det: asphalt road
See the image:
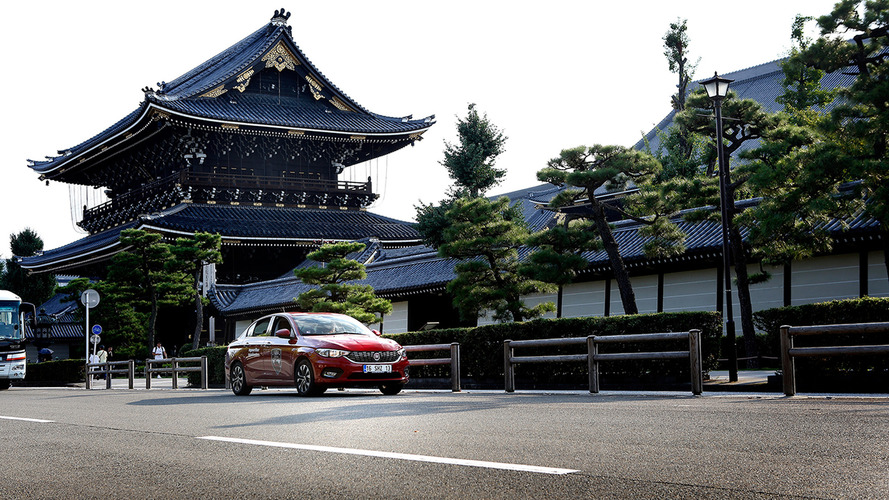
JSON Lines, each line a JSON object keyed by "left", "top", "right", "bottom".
{"left": 1, "top": 387, "right": 886, "bottom": 499}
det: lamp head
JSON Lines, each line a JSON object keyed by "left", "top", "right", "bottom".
{"left": 701, "top": 72, "right": 733, "bottom": 100}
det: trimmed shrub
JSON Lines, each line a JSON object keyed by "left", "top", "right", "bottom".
{"left": 25, "top": 359, "right": 86, "bottom": 385}
{"left": 181, "top": 346, "right": 227, "bottom": 387}
{"left": 386, "top": 311, "right": 721, "bottom": 390}
{"left": 754, "top": 297, "right": 889, "bottom": 391}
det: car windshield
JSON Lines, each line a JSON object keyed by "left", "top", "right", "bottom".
{"left": 0, "top": 303, "right": 21, "bottom": 340}
{"left": 290, "top": 315, "right": 372, "bottom": 336}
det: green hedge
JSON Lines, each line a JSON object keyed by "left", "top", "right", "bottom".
{"left": 25, "top": 359, "right": 86, "bottom": 385}
{"left": 754, "top": 297, "right": 889, "bottom": 390}
{"left": 386, "top": 312, "right": 722, "bottom": 390}
{"left": 182, "top": 346, "right": 227, "bottom": 387}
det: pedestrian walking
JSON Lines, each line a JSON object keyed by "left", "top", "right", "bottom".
{"left": 152, "top": 342, "right": 167, "bottom": 379}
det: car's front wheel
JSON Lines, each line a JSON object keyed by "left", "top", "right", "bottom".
{"left": 379, "top": 382, "right": 404, "bottom": 395}
{"left": 295, "top": 359, "right": 324, "bottom": 396}
{"left": 230, "top": 362, "right": 252, "bottom": 396}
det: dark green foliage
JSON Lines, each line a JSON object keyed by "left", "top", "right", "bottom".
{"left": 438, "top": 197, "right": 555, "bottom": 322}
{"left": 1, "top": 228, "right": 56, "bottom": 305}
{"left": 25, "top": 359, "right": 87, "bottom": 385}
{"left": 170, "top": 232, "right": 223, "bottom": 350}
{"left": 106, "top": 229, "right": 192, "bottom": 355}
{"left": 441, "top": 103, "right": 507, "bottom": 198}
{"left": 539, "top": 145, "right": 663, "bottom": 315}
{"left": 387, "top": 312, "right": 722, "bottom": 390}
{"left": 754, "top": 297, "right": 889, "bottom": 389}
{"left": 58, "top": 278, "right": 148, "bottom": 358}
{"left": 294, "top": 242, "right": 392, "bottom": 324}
{"left": 182, "top": 345, "right": 227, "bottom": 387}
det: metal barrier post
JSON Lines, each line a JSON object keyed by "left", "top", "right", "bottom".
{"left": 587, "top": 335, "right": 599, "bottom": 393}
{"left": 780, "top": 325, "right": 796, "bottom": 396}
{"left": 85, "top": 363, "right": 92, "bottom": 390}
{"left": 201, "top": 356, "right": 208, "bottom": 390}
{"left": 171, "top": 358, "right": 178, "bottom": 389}
{"left": 504, "top": 340, "right": 514, "bottom": 392}
{"left": 450, "top": 343, "right": 461, "bottom": 392}
{"left": 128, "top": 360, "right": 135, "bottom": 389}
{"left": 145, "top": 359, "right": 151, "bottom": 389}
{"left": 689, "top": 329, "right": 703, "bottom": 395}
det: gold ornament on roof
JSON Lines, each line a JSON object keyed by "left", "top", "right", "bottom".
{"left": 262, "top": 41, "right": 299, "bottom": 72}
{"left": 234, "top": 69, "right": 255, "bottom": 93}
{"left": 201, "top": 85, "right": 229, "bottom": 98}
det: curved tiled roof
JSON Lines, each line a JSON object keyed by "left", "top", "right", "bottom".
{"left": 158, "top": 94, "right": 431, "bottom": 135}
{"left": 143, "top": 204, "right": 420, "bottom": 242}
{"left": 28, "top": 11, "right": 433, "bottom": 176}
{"left": 18, "top": 204, "right": 421, "bottom": 272}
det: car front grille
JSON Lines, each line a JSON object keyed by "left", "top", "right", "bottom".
{"left": 346, "top": 351, "right": 400, "bottom": 363}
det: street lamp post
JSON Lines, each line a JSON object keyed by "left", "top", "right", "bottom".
{"left": 701, "top": 72, "right": 739, "bottom": 382}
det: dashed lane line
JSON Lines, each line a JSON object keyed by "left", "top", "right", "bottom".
{"left": 197, "top": 435, "right": 579, "bottom": 475}
{"left": 0, "top": 415, "right": 55, "bottom": 423}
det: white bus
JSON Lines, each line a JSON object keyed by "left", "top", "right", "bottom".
{"left": 0, "top": 291, "right": 36, "bottom": 390}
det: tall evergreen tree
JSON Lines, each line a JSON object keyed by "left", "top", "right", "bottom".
{"left": 519, "top": 217, "right": 601, "bottom": 317}
{"left": 441, "top": 103, "right": 508, "bottom": 198}
{"left": 170, "top": 232, "right": 223, "bottom": 350}
{"left": 537, "top": 145, "right": 662, "bottom": 315}
{"left": 438, "top": 197, "right": 554, "bottom": 323}
{"left": 294, "top": 242, "right": 392, "bottom": 325}
{"left": 416, "top": 103, "right": 507, "bottom": 248}
{"left": 106, "top": 229, "right": 191, "bottom": 353}
{"left": 1, "top": 228, "right": 56, "bottom": 305}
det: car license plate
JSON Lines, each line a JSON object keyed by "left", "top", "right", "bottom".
{"left": 363, "top": 364, "right": 391, "bottom": 373}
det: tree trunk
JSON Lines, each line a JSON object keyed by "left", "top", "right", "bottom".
{"left": 591, "top": 200, "right": 638, "bottom": 315}
{"left": 147, "top": 287, "right": 158, "bottom": 355}
{"left": 729, "top": 225, "right": 759, "bottom": 368}
{"left": 192, "top": 267, "right": 202, "bottom": 350}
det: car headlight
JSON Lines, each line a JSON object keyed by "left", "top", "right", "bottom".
{"left": 316, "top": 349, "right": 350, "bottom": 358}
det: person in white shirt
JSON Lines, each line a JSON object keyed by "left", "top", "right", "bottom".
{"left": 152, "top": 342, "right": 167, "bottom": 379}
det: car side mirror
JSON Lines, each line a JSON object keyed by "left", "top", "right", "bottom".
{"left": 371, "top": 329, "right": 382, "bottom": 337}
{"left": 275, "top": 328, "right": 292, "bottom": 339}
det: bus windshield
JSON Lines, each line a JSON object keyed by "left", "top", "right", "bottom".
{"left": 0, "top": 302, "right": 21, "bottom": 340}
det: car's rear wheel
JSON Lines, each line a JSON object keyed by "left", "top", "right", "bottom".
{"left": 379, "top": 382, "right": 404, "bottom": 395}
{"left": 295, "top": 359, "right": 325, "bottom": 396}
{"left": 230, "top": 362, "right": 252, "bottom": 396}
{"left": 0, "top": 380, "right": 10, "bottom": 391}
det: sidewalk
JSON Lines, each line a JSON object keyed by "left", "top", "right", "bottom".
{"left": 704, "top": 369, "right": 777, "bottom": 392}
{"left": 84, "top": 376, "right": 196, "bottom": 390}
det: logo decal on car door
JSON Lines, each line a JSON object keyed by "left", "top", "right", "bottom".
{"left": 271, "top": 348, "right": 283, "bottom": 374}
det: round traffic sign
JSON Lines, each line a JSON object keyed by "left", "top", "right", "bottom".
{"left": 90, "top": 334, "right": 101, "bottom": 345}
{"left": 81, "top": 289, "right": 100, "bottom": 308}
{"left": 91, "top": 324, "right": 102, "bottom": 335}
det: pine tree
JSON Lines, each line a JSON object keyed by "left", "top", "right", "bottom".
{"left": 294, "top": 242, "right": 392, "bottom": 325}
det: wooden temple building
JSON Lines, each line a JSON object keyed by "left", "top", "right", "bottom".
{"left": 21, "top": 9, "right": 433, "bottom": 285}
{"left": 20, "top": 9, "right": 889, "bottom": 353}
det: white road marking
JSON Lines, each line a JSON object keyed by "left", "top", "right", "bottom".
{"left": 0, "top": 415, "right": 54, "bottom": 423}
{"left": 198, "top": 436, "right": 579, "bottom": 475}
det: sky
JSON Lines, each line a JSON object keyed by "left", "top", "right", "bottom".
{"left": 0, "top": 0, "right": 843, "bottom": 260}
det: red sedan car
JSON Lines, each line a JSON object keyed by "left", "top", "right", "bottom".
{"left": 225, "top": 312, "right": 409, "bottom": 396}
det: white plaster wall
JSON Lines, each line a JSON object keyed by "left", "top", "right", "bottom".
{"left": 562, "top": 281, "right": 605, "bottom": 318}
{"left": 791, "top": 253, "right": 859, "bottom": 305}
{"left": 662, "top": 268, "right": 717, "bottom": 313}
{"left": 611, "top": 275, "right": 659, "bottom": 316}
{"left": 523, "top": 291, "right": 558, "bottom": 319}
{"left": 749, "top": 263, "right": 785, "bottom": 312}
{"left": 868, "top": 251, "right": 889, "bottom": 297}
{"left": 234, "top": 319, "right": 253, "bottom": 339}
{"left": 382, "top": 301, "right": 409, "bottom": 334}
